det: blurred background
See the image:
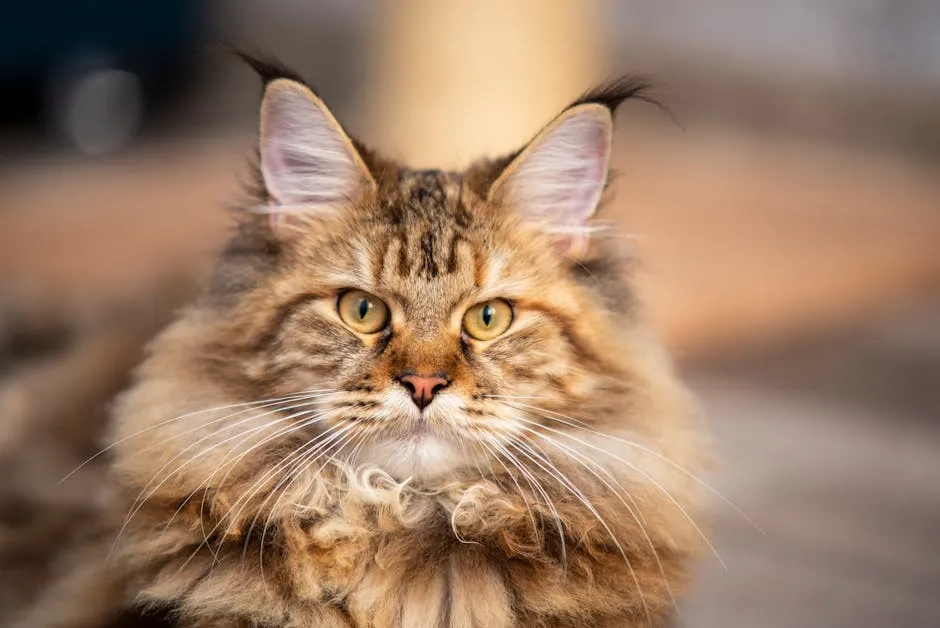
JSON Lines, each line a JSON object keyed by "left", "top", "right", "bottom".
{"left": 1, "top": 1, "right": 938, "bottom": 626}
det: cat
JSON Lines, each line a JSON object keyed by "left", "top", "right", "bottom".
{"left": 13, "top": 55, "right": 710, "bottom": 628}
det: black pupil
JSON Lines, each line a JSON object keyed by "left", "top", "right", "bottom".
{"left": 481, "top": 304, "right": 494, "bottom": 327}
{"left": 357, "top": 298, "right": 370, "bottom": 320}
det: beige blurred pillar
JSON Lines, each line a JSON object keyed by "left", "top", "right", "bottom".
{"left": 360, "top": 0, "right": 604, "bottom": 169}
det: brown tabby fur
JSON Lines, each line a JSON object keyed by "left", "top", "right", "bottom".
{"left": 10, "top": 59, "right": 710, "bottom": 628}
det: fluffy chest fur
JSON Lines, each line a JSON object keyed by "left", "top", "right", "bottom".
{"left": 118, "top": 454, "right": 698, "bottom": 628}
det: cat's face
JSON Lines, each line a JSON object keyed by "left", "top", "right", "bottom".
{"left": 254, "top": 167, "right": 626, "bottom": 480}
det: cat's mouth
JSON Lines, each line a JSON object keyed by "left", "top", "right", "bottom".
{"left": 327, "top": 389, "right": 480, "bottom": 480}
{"left": 406, "top": 418, "right": 434, "bottom": 439}
{"left": 347, "top": 402, "right": 474, "bottom": 479}
{"left": 390, "top": 411, "right": 461, "bottom": 450}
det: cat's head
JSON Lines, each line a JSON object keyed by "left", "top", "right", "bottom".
{"left": 120, "top": 61, "right": 664, "bottom": 485}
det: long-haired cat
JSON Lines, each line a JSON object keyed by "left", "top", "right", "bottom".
{"left": 15, "top": 56, "right": 710, "bottom": 628}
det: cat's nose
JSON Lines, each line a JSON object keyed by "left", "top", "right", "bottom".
{"left": 396, "top": 373, "right": 450, "bottom": 410}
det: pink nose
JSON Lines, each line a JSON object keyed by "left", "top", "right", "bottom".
{"left": 397, "top": 374, "right": 449, "bottom": 410}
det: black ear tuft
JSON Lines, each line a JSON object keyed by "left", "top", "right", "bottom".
{"left": 570, "top": 75, "right": 678, "bottom": 127}
{"left": 228, "top": 47, "right": 311, "bottom": 90}
{"left": 573, "top": 76, "right": 653, "bottom": 113}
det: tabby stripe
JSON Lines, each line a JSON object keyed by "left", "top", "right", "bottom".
{"left": 248, "top": 292, "right": 327, "bottom": 353}
{"left": 515, "top": 302, "right": 609, "bottom": 370}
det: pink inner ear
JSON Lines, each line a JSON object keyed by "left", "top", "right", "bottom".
{"left": 259, "top": 83, "right": 364, "bottom": 211}
{"left": 492, "top": 106, "right": 610, "bottom": 259}
{"left": 535, "top": 117, "right": 609, "bottom": 226}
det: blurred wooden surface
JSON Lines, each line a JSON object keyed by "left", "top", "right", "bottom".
{"left": 1, "top": 131, "right": 937, "bottom": 359}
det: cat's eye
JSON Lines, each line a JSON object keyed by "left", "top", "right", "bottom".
{"left": 462, "top": 299, "right": 513, "bottom": 341}
{"left": 337, "top": 290, "right": 389, "bottom": 334}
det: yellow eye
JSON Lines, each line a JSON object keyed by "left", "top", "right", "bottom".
{"left": 462, "top": 299, "right": 513, "bottom": 340}
{"left": 338, "top": 290, "right": 389, "bottom": 334}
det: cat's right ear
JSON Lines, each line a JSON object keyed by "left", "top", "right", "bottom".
{"left": 486, "top": 104, "right": 613, "bottom": 258}
{"left": 259, "top": 79, "right": 375, "bottom": 237}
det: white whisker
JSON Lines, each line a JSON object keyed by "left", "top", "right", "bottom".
{"left": 506, "top": 437, "right": 653, "bottom": 626}
{"left": 485, "top": 437, "right": 568, "bottom": 568}
{"left": 469, "top": 434, "right": 541, "bottom": 547}
{"left": 60, "top": 390, "right": 335, "bottom": 484}
{"left": 156, "top": 409, "right": 330, "bottom": 557}
{"left": 482, "top": 394, "right": 551, "bottom": 401}
{"left": 516, "top": 425, "right": 679, "bottom": 614}
{"left": 257, "top": 426, "right": 364, "bottom": 576}
{"left": 112, "top": 394, "right": 341, "bottom": 559}
{"left": 179, "top": 422, "right": 354, "bottom": 577}
{"left": 505, "top": 401, "right": 759, "bottom": 533}
{"left": 222, "top": 421, "right": 351, "bottom": 544}
{"left": 507, "top": 406, "right": 727, "bottom": 568}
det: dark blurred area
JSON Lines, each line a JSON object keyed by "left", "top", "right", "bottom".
{"left": 0, "top": 0, "right": 205, "bottom": 156}
{"left": 0, "top": 2, "right": 938, "bottom": 626}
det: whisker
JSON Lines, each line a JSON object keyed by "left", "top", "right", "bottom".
{"left": 126, "top": 403, "right": 312, "bottom": 518}
{"left": 113, "top": 413, "right": 302, "bottom": 560}
{"left": 481, "top": 394, "right": 552, "bottom": 401}
{"left": 220, "top": 422, "right": 353, "bottom": 550}
{"left": 510, "top": 409, "right": 726, "bottom": 569}
{"left": 485, "top": 437, "right": 568, "bottom": 569}
{"left": 248, "top": 422, "right": 357, "bottom": 540}
{"left": 205, "top": 433, "right": 326, "bottom": 565}
{"left": 203, "top": 406, "right": 334, "bottom": 496}
{"left": 454, "top": 436, "right": 501, "bottom": 546}
{"left": 506, "top": 438, "right": 653, "bottom": 626}
{"left": 126, "top": 394, "right": 338, "bottom": 506}
{"left": 249, "top": 426, "right": 362, "bottom": 588}
{"left": 185, "top": 422, "right": 354, "bottom": 576}
{"left": 194, "top": 413, "right": 330, "bottom": 563}
{"left": 112, "top": 395, "right": 340, "bottom": 558}
{"left": 504, "top": 401, "right": 760, "bottom": 532}
{"left": 114, "top": 392, "right": 341, "bottom": 529}
{"left": 516, "top": 426, "right": 679, "bottom": 614}
{"left": 156, "top": 409, "right": 330, "bottom": 556}
{"left": 258, "top": 427, "right": 364, "bottom": 577}
{"left": 60, "top": 390, "right": 336, "bottom": 484}
{"left": 228, "top": 420, "right": 356, "bottom": 560}
{"left": 469, "top": 434, "right": 542, "bottom": 548}
{"left": 131, "top": 392, "right": 341, "bottom": 465}
{"left": 343, "top": 426, "right": 371, "bottom": 475}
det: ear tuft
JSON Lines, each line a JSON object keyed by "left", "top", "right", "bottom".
{"left": 570, "top": 75, "right": 662, "bottom": 118}
{"left": 488, "top": 104, "right": 613, "bottom": 257}
{"left": 233, "top": 49, "right": 308, "bottom": 87}
{"left": 259, "top": 79, "right": 374, "bottom": 237}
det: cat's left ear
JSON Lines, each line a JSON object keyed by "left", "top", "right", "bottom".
{"left": 259, "top": 78, "right": 375, "bottom": 235}
{"left": 488, "top": 103, "right": 612, "bottom": 257}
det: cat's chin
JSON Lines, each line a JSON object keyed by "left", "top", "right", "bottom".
{"left": 355, "top": 433, "right": 470, "bottom": 482}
